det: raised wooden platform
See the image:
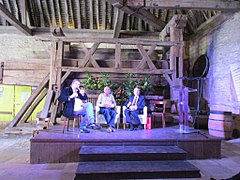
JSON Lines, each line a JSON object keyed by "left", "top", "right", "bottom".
{"left": 30, "top": 125, "right": 221, "bottom": 164}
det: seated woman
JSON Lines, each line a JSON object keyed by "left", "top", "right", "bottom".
{"left": 124, "top": 87, "right": 146, "bottom": 131}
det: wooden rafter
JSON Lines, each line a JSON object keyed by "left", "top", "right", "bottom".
{"left": 113, "top": 8, "right": 124, "bottom": 38}
{"left": 107, "top": 0, "right": 166, "bottom": 30}
{"left": 0, "top": 3, "right": 32, "bottom": 35}
{"left": 194, "top": 12, "right": 232, "bottom": 36}
{"left": 126, "top": 0, "right": 240, "bottom": 11}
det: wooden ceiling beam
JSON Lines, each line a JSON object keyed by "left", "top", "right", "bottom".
{"left": 126, "top": 0, "right": 240, "bottom": 11}
{"left": 107, "top": 0, "right": 166, "bottom": 30}
{"left": 194, "top": 12, "right": 232, "bottom": 36}
{"left": 113, "top": 8, "right": 124, "bottom": 38}
{"left": 0, "top": 3, "right": 32, "bottom": 36}
{"left": 62, "top": 66, "right": 173, "bottom": 75}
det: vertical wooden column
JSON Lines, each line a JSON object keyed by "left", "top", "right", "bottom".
{"left": 168, "top": 15, "right": 187, "bottom": 100}
{"left": 41, "top": 40, "right": 63, "bottom": 124}
{"left": 115, "top": 42, "right": 121, "bottom": 68}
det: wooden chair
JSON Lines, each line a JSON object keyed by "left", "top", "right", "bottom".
{"left": 62, "top": 115, "right": 82, "bottom": 133}
{"left": 95, "top": 106, "right": 121, "bottom": 129}
{"left": 151, "top": 100, "right": 167, "bottom": 128}
{"left": 122, "top": 106, "right": 148, "bottom": 129}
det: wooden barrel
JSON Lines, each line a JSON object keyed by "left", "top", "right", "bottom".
{"left": 208, "top": 111, "right": 233, "bottom": 139}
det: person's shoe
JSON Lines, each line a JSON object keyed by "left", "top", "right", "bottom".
{"left": 135, "top": 124, "right": 144, "bottom": 130}
{"left": 128, "top": 123, "right": 134, "bottom": 131}
{"left": 110, "top": 127, "right": 116, "bottom": 132}
{"left": 80, "top": 128, "right": 90, "bottom": 133}
{"left": 88, "top": 123, "right": 101, "bottom": 130}
{"left": 107, "top": 127, "right": 112, "bottom": 133}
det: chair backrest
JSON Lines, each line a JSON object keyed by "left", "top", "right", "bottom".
{"left": 87, "top": 94, "right": 98, "bottom": 106}
{"left": 152, "top": 100, "right": 167, "bottom": 114}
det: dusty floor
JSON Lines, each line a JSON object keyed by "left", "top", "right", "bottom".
{"left": 0, "top": 126, "right": 239, "bottom": 180}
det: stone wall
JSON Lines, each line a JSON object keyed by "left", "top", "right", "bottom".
{"left": 189, "top": 12, "right": 240, "bottom": 114}
{"left": 0, "top": 35, "right": 50, "bottom": 86}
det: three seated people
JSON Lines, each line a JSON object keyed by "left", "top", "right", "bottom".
{"left": 59, "top": 79, "right": 146, "bottom": 133}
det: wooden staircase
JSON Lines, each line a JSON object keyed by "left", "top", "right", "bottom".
{"left": 74, "top": 145, "right": 201, "bottom": 179}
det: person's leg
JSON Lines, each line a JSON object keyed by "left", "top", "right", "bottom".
{"left": 124, "top": 109, "right": 134, "bottom": 130}
{"left": 82, "top": 102, "right": 101, "bottom": 129}
{"left": 109, "top": 109, "right": 116, "bottom": 128}
{"left": 74, "top": 110, "right": 90, "bottom": 133}
{"left": 99, "top": 108, "right": 111, "bottom": 125}
{"left": 82, "top": 102, "right": 94, "bottom": 123}
{"left": 131, "top": 110, "right": 143, "bottom": 130}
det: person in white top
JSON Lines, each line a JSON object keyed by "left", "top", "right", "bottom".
{"left": 96, "top": 86, "right": 117, "bottom": 133}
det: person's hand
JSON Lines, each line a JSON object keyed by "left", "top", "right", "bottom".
{"left": 127, "top": 102, "right": 131, "bottom": 108}
{"left": 70, "top": 92, "right": 78, "bottom": 99}
{"left": 102, "top": 104, "right": 109, "bottom": 108}
{"left": 129, "top": 105, "right": 137, "bottom": 111}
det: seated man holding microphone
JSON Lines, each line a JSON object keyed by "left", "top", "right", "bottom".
{"left": 58, "top": 79, "right": 100, "bottom": 133}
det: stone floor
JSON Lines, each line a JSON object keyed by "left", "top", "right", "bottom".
{"left": 0, "top": 127, "right": 239, "bottom": 180}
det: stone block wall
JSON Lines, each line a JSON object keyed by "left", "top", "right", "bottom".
{"left": 189, "top": 12, "right": 240, "bottom": 114}
{"left": 0, "top": 35, "right": 50, "bottom": 86}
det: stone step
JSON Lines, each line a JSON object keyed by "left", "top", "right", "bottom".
{"left": 79, "top": 145, "right": 187, "bottom": 162}
{"left": 74, "top": 160, "right": 201, "bottom": 179}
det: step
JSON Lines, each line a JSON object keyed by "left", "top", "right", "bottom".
{"left": 79, "top": 145, "right": 187, "bottom": 162}
{"left": 74, "top": 160, "right": 201, "bottom": 179}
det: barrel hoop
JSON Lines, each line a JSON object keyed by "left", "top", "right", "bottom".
{"left": 210, "top": 111, "right": 232, "bottom": 115}
{"left": 208, "top": 118, "right": 233, "bottom": 122}
{"left": 208, "top": 128, "right": 232, "bottom": 132}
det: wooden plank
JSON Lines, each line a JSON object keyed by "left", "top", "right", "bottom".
{"left": 62, "top": 38, "right": 184, "bottom": 47}
{"left": 68, "top": 0, "right": 75, "bottom": 28}
{"left": 115, "top": 42, "right": 121, "bottom": 68}
{"left": 95, "top": 0, "right": 100, "bottom": 29}
{"left": 79, "top": 42, "right": 100, "bottom": 68}
{"left": 40, "top": 89, "right": 54, "bottom": 119}
{"left": 107, "top": 0, "right": 165, "bottom": 30}
{"left": 42, "top": 0, "right": 51, "bottom": 26}
{"left": 113, "top": 8, "right": 124, "bottom": 38}
{"left": 89, "top": 0, "right": 93, "bottom": 29}
{"left": 49, "top": 41, "right": 63, "bottom": 90}
{"left": 102, "top": 0, "right": 106, "bottom": 29}
{"left": 194, "top": 12, "right": 231, "bottom": 37}
{"left": 76, "top": 160, "right": 201, "bottom": 179}
{"left": 62, "top": 66, "right": 172, "bottom": 75}
{"left": 55, "top": 0, "right": 63, "bottom": 27}
{"left": 7, "top": 73, "right": 49, "bottom": 128}
{"left": 125, "top": 0, "right": 240, "bottom": 11}
{"left": 20, "top": 0, "right": 27, "bottom": 25}
{"left": 49, "top": 0, "right": 56, "bottom": 26}
{"left": 0, "top": 3, "right": 32, "bottom": 35}
{"left": 75, "top": 0, "right": 81, "bottom": 28}
{"left": 36, "top": 0, "right": 45, "bottom": 27}
{"left": 63, "top": 0, "right": 69, "bottom": 27}
{"left": 23, "top": 88, "right": 48, "bottom": 123}
{"left": 136, "top": 44, "right": 156, "bottom": 69}
{"left": 0, "top": 0, "right": 7, "bottom": 25}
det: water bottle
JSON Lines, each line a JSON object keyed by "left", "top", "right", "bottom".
{"left": 36, "top": 118, "right": 40, "bottom": 131}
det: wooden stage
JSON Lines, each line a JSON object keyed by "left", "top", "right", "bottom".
{"left": 30, "top": 125, "right": 221, "bottom": 164}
